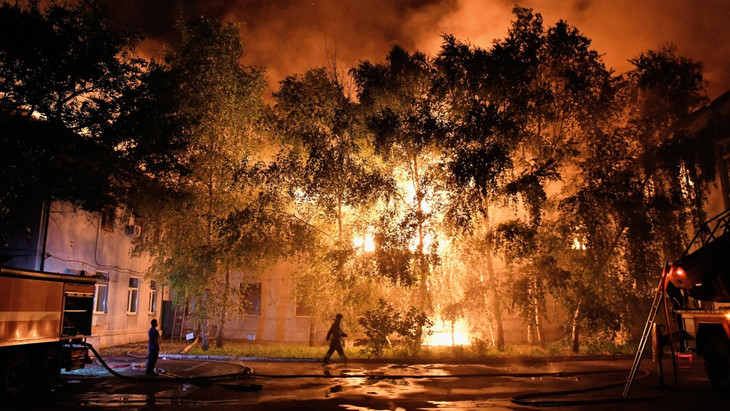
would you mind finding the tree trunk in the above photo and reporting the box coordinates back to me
[491,294,505,351]
[451,320,455,347]
[571,300,581,353]
[216,269,231,348]
[533,277,543,345]
[202,317,209,351]
[201,292,210,351]
[482,196,505,351]
[309,318,316,347]
[534,296,544,345]
[481,265,504,351]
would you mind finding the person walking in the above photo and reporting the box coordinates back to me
[323,313,348,364]
[146,319,161,376]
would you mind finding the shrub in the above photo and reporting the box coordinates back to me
[358,298,433,357]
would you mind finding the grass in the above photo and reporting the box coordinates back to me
[184,338,636,361]
[98,337,636,362]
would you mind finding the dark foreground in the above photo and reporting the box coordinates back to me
[7,353,730,410]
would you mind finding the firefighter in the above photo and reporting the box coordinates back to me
[323,313,348,364]
[146,319,161,376]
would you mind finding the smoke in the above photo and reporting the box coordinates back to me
[104,0,730,99]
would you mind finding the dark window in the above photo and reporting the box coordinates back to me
[148,280,157,314]
[127,277,139,314]
[240,283,261,315]
[94,272,108,313]
[295,298,311,317]
[101,206,116,232]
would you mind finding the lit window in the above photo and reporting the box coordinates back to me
[127,277,139,314]
[94,272,108,314]
[148,280,157,314]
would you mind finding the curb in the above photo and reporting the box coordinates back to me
[154,353,636,364]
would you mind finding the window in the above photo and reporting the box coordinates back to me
[94,272,108,313]
[127,277,139,314]
[148,280,157,314]
[240,283,261,315]
[295,297,311,317]
[101,206,116,232]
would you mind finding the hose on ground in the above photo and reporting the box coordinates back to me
[510,369,673,406]
[82,343,257,385]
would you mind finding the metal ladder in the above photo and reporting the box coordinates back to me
[622,263,669,398]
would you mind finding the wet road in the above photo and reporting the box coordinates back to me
[13,354,730,410]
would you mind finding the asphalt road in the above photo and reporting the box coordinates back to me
[10,353,730,410]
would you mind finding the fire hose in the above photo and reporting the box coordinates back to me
[82,343,260,388]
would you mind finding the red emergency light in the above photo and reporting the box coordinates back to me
[667,264,691,289]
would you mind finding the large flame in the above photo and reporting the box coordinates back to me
[424,318,470,346]
[353,229,375,252]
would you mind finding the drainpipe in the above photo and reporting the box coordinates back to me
[39,199,51,271]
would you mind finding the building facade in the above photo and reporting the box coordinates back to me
[1,200,160,348]
[689,90,730,216]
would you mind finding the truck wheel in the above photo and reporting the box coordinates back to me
[1,352,31,397]
[35,348,62,387]
[704,336,730,391]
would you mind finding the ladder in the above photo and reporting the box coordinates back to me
[624,208,730,398]
[622,263,669,398]
[171,304,187,341]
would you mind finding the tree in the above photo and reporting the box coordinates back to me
[549,45,709,352]
[0,0,144,134]
[433,6,617,349]
[272,65,387,344]
[353,45,444,316]
[133,16,268,350]
[0,0,146,244]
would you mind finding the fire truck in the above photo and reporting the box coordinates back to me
[0,266,96,397]
[664,208,730,390]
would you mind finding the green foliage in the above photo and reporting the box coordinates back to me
[0,0,145,134]
[0,0,147,241]
[395,306,434,355]
[0,1,717,355]
[358,298,433,358]
[358,298,398,358]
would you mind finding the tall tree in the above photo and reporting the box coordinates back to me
[551,45,709,351]
[433,7,615,349]
[273,66,385,344]
[353,45,443,316]
[0,0,144,134]
[133,16,267,350]
[0,0,145,244]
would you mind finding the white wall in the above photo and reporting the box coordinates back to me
[223,261,316,344]
[42,201,159,348]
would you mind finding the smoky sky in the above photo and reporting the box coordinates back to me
[104,0,730,99]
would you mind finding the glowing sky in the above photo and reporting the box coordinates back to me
[106,0,730,99]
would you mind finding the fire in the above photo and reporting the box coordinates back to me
[572,237,586,250]
[423,318,471,346]
[353,230,375,252]
[409,233,433,254]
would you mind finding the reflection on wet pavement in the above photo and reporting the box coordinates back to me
[23,357,730,410]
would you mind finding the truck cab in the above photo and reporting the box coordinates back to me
[664,209,730,390]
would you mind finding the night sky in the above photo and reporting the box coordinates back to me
[104,0,730,100]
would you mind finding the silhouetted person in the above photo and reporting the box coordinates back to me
[146,319,160,376]
[323,313,348,364]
